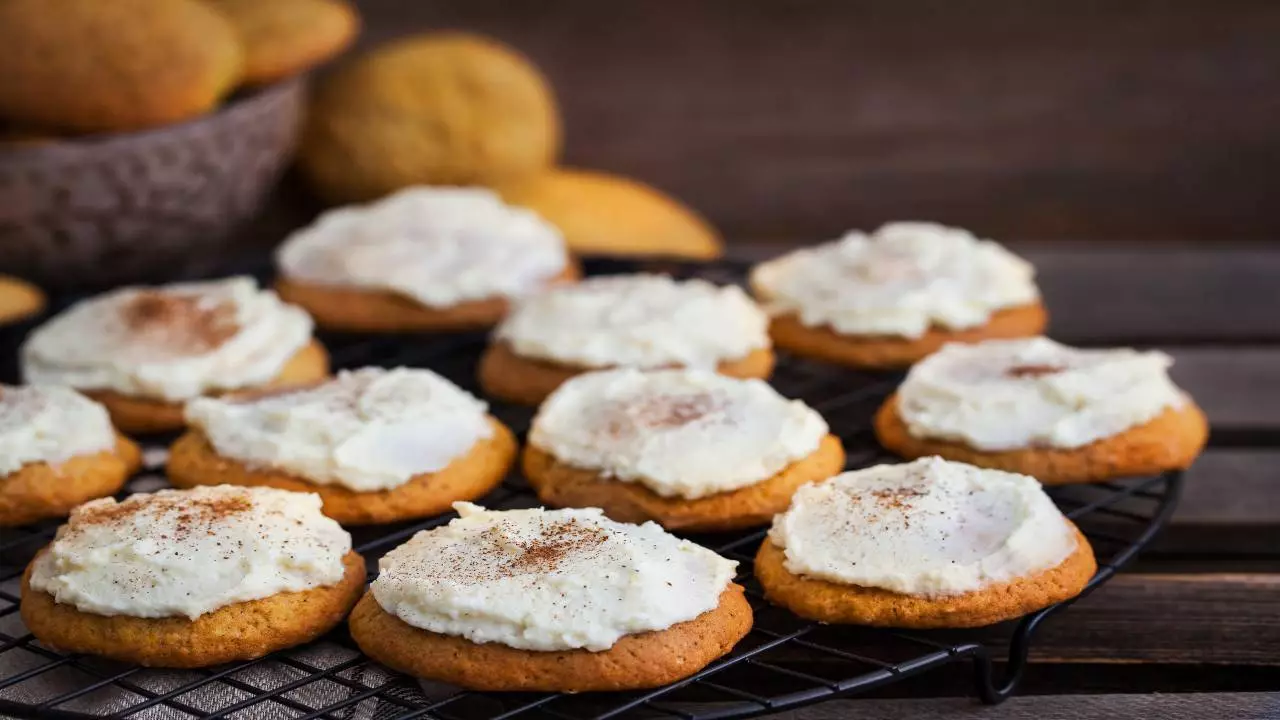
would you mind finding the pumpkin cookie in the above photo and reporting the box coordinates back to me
[751,222,1045,369]
[524,369,844,531]
[479,274,774,405]
[0,0,242,133]
[275,187,578,332]
[169,368,516,525]
[21,277,326,434]
[205,0,359,84]
[497,169,723,260]
[21,486,363,667]
[300,32,559,203]
[757,457,1097,628]
[0,276,45,326]
[349,504,751,691]
[0,385,141,526]
[874,337,1208,484]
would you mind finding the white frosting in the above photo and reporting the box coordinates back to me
[530,369,828,499]
[185,367,493,492]
[21,277,313,402]
[898,337,1186,451]
[750,222,1039,339]
[495,274,770,369]
[29,486,351,619]
[371,503,738,651]
[277,187,569,307]
[769,457,1078,596]
[0,385,116,476]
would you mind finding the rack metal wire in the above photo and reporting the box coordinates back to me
[0,259,1182,719]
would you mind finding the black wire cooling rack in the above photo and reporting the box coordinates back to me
[0,258,1183,720]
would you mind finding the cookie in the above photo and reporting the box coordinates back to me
[497,169,724,260]
[755,525,1096,628]
[756,457,1097,628]
[874,337,1209,484]
[274,187,579,332]
[0,0,243,133]
[300,32,559,203]
[0,276,45,326]
[751,222,1044,369]
[205,0,359,84]
[21,486,363,667]
[480,274,775,405]
[348,504,750,691]
[84,338,330,434]
[167,418,516,525]
[350,585,751,692]
[523,368,843,531]
[0,435,140,527]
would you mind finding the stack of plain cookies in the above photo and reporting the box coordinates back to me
[6,189,1207,692]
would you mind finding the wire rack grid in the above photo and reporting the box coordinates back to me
[0,259,1182,720]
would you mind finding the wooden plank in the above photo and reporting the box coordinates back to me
[773,692,1280,720]
[1167,349,1280,429]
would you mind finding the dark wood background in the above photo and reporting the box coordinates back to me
[345,0,1279,245]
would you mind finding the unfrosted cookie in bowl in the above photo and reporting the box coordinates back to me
[0,385,140,527]
[348,503,752,691]
[167,367,516,525]
[755,457,1097,628]
[275,187,578,333]
[873,337,1209,484]
[750,222,1046,369]
[523,369,844,532]
[20,485,364,667]
[478,274,774,405]
[20,277,327,434]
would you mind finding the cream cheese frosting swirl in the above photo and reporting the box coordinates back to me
[898,337,1186,451]
[750,222,1039,339]
[185,367,493,492]
[530,369,828,499]
[277,187,569,307]
[29,486,351,619]
[0,385,116,476]
[371,503,738,651]
[769,457,1077,596]
[494,274,769,369]
[21,277,313,402]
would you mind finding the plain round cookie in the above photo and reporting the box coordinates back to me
[496,169,724,260]
[523,434,845,532]
[0,276,46,326]
[755,523,1096,628]
[80,338,330,435]
[0,0,242,133]
[21,550,364,668]
[478,341,776,406]
[874,393,1209,485]
[167,418,516,525]
[349,584,751,692]
[0,435,141,527]
[274,262,580,333]
[300,32,559,203]
[205,0,359,84]
[766,303,1049,370]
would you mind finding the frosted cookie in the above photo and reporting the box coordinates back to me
[479,274,774,404]
[0,275,45,326]
[750,222,1046,369]
[874,337,1209,484]
[276,187,577,332]
[0,385,140,526]
[21,486,364,667]
[21,277,327,434]
[348,503,751,691]
[168,368,516,525]
[756,457,1096,628]
[524,369,844,531]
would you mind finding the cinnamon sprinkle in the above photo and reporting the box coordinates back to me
[1005,364,1064,379]
[120,291,240,354]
